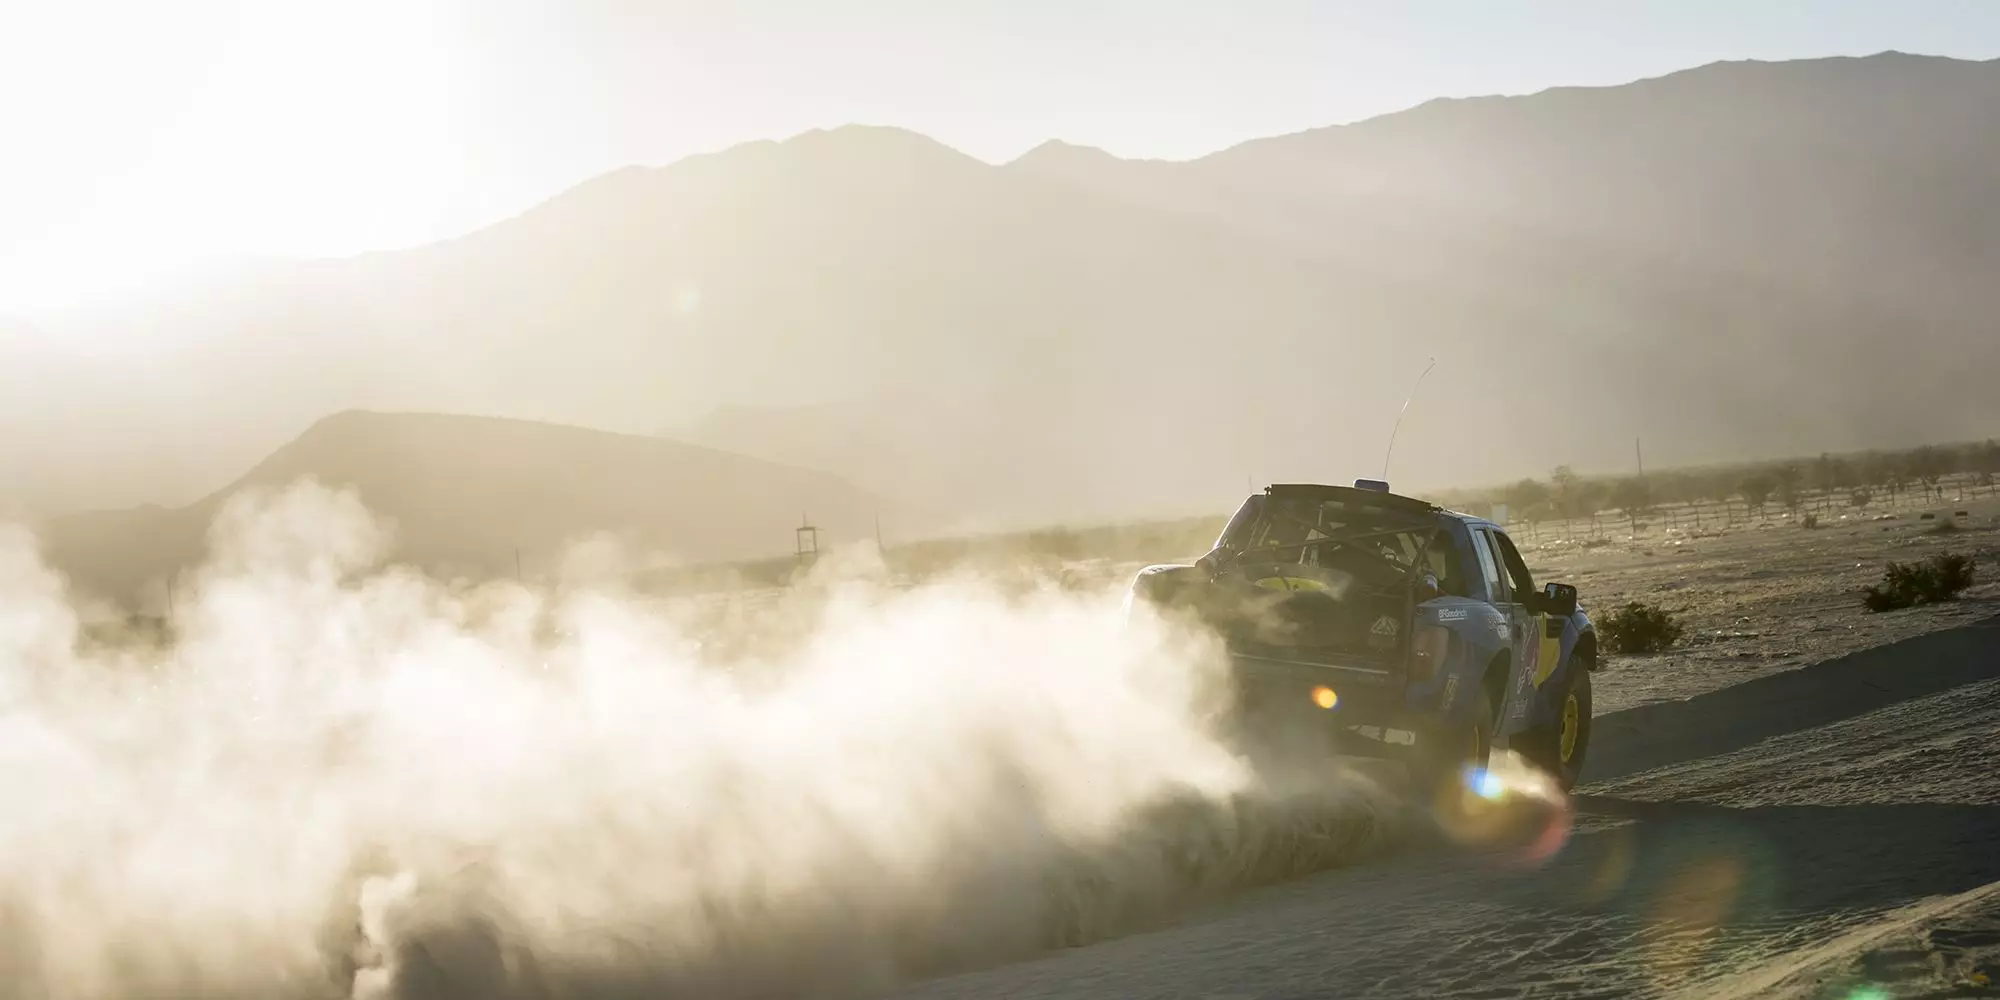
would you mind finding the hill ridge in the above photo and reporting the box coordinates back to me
[12,51,2000,532]
[38,410,907,605]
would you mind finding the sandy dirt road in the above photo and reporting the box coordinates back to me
[890,614,2000,1000]
[38,491,1995,1000]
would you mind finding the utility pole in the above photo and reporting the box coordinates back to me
[1635,437,1650,538]
[796,513,820,571]
[514,548,523,582]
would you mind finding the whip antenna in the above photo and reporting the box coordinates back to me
[1381,356,1437,480]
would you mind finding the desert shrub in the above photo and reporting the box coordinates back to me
[1599,600,1685,654]
[1863,553,1976,612]
[1801,513,1820,529]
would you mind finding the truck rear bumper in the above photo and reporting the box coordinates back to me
[1223,652,1430,760]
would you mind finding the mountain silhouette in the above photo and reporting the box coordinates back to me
[38,411,897,605]
[12,51,2000,530]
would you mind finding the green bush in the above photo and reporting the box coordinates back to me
[1599,601,1685,654]
[1864,553,1976,612]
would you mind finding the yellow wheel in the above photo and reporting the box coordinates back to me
[1525,656,1592,792]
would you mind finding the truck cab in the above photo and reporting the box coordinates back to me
[1126,481,1598,792]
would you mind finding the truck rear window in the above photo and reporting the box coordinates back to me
[1218,495,1438,583]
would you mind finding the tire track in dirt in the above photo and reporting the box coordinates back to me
[1686,878,2000,1000]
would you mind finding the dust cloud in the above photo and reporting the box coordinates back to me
[0,481,1397,1000]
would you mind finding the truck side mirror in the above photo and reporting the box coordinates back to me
[1535,582,1579,617]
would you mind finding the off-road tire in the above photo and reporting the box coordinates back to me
[1409,689,1494,808]
[1522,658,1593,792]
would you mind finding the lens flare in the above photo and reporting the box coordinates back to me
[1473,768,1507,800]
[1583,825,1637,904]
[1430,750,1576,865]
[1311,685,1338,709]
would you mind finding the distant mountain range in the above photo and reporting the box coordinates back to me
[38,411,896,606]
[11,51,2000,531]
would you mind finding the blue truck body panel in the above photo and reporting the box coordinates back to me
[1127,484,1595,761]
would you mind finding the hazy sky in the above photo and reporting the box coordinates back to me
[4,0,1998,313]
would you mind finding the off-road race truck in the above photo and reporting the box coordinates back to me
[1125,481,1598,796]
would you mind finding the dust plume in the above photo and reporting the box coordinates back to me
[0,481,1397,1000]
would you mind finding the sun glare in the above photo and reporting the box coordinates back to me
[0,0,469,314]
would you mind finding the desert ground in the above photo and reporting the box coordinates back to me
[873,496,2000,1000]
[12,485,1998,1000]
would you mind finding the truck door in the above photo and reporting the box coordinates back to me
[1468,526,1538,728]
[1490,529,1559,689]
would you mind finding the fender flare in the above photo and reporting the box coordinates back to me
[1528,615,1596,729]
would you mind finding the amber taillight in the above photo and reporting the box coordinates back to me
[1409,624,1451,684]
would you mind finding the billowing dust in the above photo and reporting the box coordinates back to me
[0,482,1404,1000]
